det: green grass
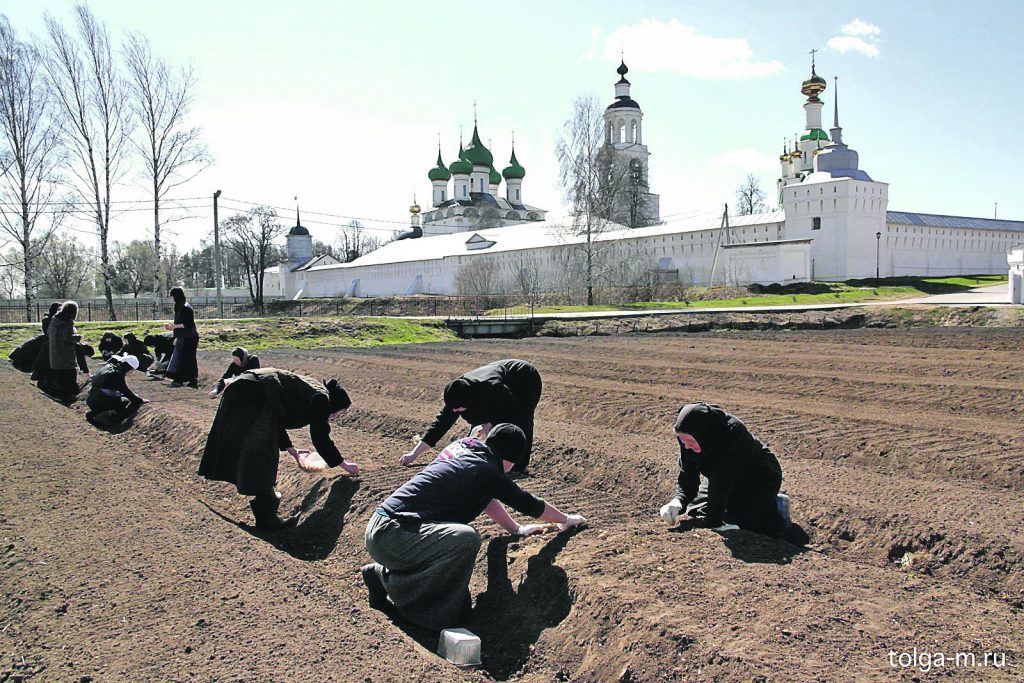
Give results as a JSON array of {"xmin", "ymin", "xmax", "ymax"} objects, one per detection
[
  {"xmin": 520, "ymin": 275, "xmax": 1008, "ymax": 315},
  {"xmin": 0, "ymin": 316, "xmax": 458, "ymax": 358}
]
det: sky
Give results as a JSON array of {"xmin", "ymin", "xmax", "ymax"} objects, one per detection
[{"xmin": 4, "ymin": 0, "xmax": 1023, "ymax": 251}]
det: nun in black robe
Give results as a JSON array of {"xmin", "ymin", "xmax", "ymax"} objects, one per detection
[{"xmin": 198, "ymin": 368, "xmax": 358, "ymax": 530}]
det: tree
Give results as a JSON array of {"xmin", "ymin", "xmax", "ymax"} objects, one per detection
[
  {"xmin": 222, "ymin": 206, "xmax": 286, "ymax": 307},
  {"xmin": 37, "ymin": 230, "xmax": 95, "ymax": 299},
  {"xmin": 555, "ymin": 94, "xmax": 625, "ymax": 305},
  {"xmin": 111, "ymin": 239, "xmax": 155, "ymax": 297},
  {"xmin": 454, "ymin": 257, "xmax": 500, "ymax": 296},
  {"xmin": 0, "ymin": 18, "xmax": 68, "ymax": 321},
  {"xmin": 124, "ymin": 32, "xmax": 210, "ymax": 299},
  {"xmin": 0, "ymin": 248, "xmax": 21, "ymax": 299},
  {"xmin": 736, "ymin": 173, "xmax": 767, "ymax": 215},
  {"xmin": 336, "ymin": 219, "xmax": 382, "ymax": 262},
  {"xmin": 43, "ymin": 4, "xmax": 133, "ymax": 320},
  {"xmin": 508, "ymin": 251, "xmax": 542, "ymax": 301}
]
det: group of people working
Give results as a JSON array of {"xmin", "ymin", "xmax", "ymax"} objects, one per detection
[{"xmin": 192, "ymin": 355, "xmax": 807, "ymax": 634}]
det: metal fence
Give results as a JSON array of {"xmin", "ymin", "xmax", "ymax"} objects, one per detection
[{"xmin": 0, "ymin": 295, "xmax": 538, "ymax": 324}]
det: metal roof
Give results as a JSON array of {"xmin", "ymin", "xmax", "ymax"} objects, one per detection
[{"xmin": 887, "ymin": 211, "xmax": 1024, "ymax": 233}]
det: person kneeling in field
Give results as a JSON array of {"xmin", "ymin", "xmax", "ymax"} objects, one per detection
[
  {"xmin": 86, "ymin": 355, "xmax": 148, "ymax": 426},
  {"xmin": 364, "ymin": 424, "xmax": 587, "ymax": 631},
  {"xmin": 208, "ymin": 347, "xmax": 260, "ymax": 398},
  {"xmin": 660, "ymin": 402, "xmax": 809, "ymax": 545},
  {"xmin": 121, "ymin": 333, "xmax": 154, "ymax": 373},
  {"xmin": 144, "ymin": 333, "xmax": 175, "ymax": 375},
  {"xmin": 400, "ymin": 358, "xmax": 542, "ymax": 473},
  {"xmin": 198, "ymin": 368, "xmax": 359, "ymax": 531}
]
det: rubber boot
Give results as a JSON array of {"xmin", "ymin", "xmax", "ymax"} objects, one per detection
[{"xmin": 250, "ymin": 495, "xmax": 298, "ymax": 531}]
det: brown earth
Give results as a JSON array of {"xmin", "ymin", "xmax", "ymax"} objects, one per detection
[{"xmin": 2, "ymin": 327, "xmax": 1022, "ymax": 682}]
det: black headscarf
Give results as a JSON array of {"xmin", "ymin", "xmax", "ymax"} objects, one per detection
[
  {"xmin": 169, "ymin": 286, "xmax": 186, "ymax": 308},
  {"xmin": 324, "ymin": 378, "xmax": 351, "ymax": 413},
  {"xmin": 674, "ymin": 402, "xmax": 731, "ymax": 457},
  {"xmin": 231, "ymin": 346, "xmax": 249, "ymax": 364},
  {"xmin": 443, "ymin": 377, "xmax": 474, "ymax": 409},
  {"xmin": 485, "ymin": 423, "xmax": 527, "ymax": 468}
]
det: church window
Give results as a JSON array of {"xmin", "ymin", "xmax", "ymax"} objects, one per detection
[
  {"xmin": 515, "ymin": 188, "xmax": 520, "ymax": 201},
  {"xmin": 442, "ymin": 190, "xmax": 446, "ymax": 202},
  {"xmin": 812, "ymin": 217, "xmax": 821, "ymax": 230}
]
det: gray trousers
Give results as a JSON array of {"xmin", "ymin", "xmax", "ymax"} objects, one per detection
[{"xmin": 364, "ymin": 511, "xmax": 481, "ymax": 631}]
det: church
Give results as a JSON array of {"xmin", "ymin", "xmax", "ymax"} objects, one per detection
[{"xmin": 264, "ymin": 59, "xmax": 1023, "ymax": 300}]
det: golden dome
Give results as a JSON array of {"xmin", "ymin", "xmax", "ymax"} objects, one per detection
[{"xmin": 409, "ymin": 203, "xmax": 421, "ymax": 214}]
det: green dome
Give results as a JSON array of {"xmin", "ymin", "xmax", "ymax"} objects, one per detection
[
  {"xmin": 800, "ymin": 128, "xmax": 830, "ymax": 142},
  {"xmin": 488, "ymin": 165, "xmax": 501, "ymax": 185},
  {"xmin": 449, "ymin": 158, "xmax": 472, "ymax": 175},
  {"xmin": 502, "ymin": 148, "xmax": 525, "ymax": 180},
  {"xmin": 462, "ymin": 124, "xmax": 493, "ymax": 166},
  {"xmin": 428, "ymin": 150, "xmax": 451, "ymax": 181}
]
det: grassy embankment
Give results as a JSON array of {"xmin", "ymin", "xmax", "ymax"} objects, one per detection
[
  {"xmin": 521, "ymin": 275, "xmax": 1008, "ymax": 315},
  {"xmin": 0, "ymin": 317, "xmax": 458, "ymax": 358}
]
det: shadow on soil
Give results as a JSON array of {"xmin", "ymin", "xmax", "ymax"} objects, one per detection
[
  {"xmin": 468, "ymin": 529, "xmax": 582, "ymax": 680},
  {"xmin": 670, "ymin": 520, "xmax": 809, "ymax": 565},
  {"xmin": 266, "ymin": 476, "xmax": 361, "ymax": 561}
]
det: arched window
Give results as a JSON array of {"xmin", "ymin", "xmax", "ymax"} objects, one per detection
[
  {"xmin": 629, "ymin": 120, "xmax": 637, "ymax": 144},
  {"xmin": 618, "ymin": 121, "xmax": 626, "ymax": 143}
]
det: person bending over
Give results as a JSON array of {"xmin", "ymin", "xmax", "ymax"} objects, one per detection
[
  {"xmin": 121, "ymin": 332, "xmax": 154, "ymax": 372},
  {"xmin": 98, "ymin": 331, "xmax": 124, "ymax": 360},
  {"xmin": 364, "ymin": 424, "xmax": 586, "ymax": 631},
  {"xmin": 144, "ymin": 332, "xmax": 175, "ymax": 375},
  {"xmin": 659, "ymin": 402, "xmax": 808, "ymax": 545},
  {"xmin": 401, "ymin": 359, "xmax": 542, "ymax": 473},
  {"xmin": 198, "ymin": 368, "xmax": 359, "ymax": 531},
  {"xmin": 86, "ymin": 355, "xmax": 148, "ymax": 426},
  {"xmin": 209, "ymin": 347, "xmax": 260, "ymax": 398}
]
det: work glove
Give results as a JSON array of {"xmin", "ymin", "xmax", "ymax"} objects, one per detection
[
  {"xmin": 559, "ymin": 514, "xmax": 587, "ymax": 531},
  {"xmin": 659, "ymin": 499, "xmax": 683, "ymax": 525}
]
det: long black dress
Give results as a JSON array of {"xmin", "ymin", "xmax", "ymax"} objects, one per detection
[
  {"xmin": 421, "ymin": 358, "xmax": 542, "ymax": 471},
  {"xmin": 199, "ymin": 369, "xmax": 347, "ymax": 497},
  {"xmin": 166, "ymin": 302, "xmax": 199, "ymax": 383},
  {"xmin": 673, "ymin": 402, "xmax": 786, "ymax": 535}
]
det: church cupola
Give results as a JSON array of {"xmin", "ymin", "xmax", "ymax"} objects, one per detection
[
  {"xmin": 463, "ymin": 122, "xmax": 493, "ymax": 194},
  {"xmin": 428, "ymin": 145, "xmax": 451, "ymax": 207},
  {"xmin": 286, "ymin": 202, "xmax": 313, "ymax": 268},
  {"xmin": 449, "ymin": 141, "xmax": 472, "ymax": 200},
  {"xmin": 503, "ymin": 144, "xmax": 526, "ymax": 204},
  {"xmin": 797, "ymin": 52, "xmax": 830, "ymax": 170}
]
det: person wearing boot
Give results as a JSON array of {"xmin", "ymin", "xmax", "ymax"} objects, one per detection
[
  {"xmin": 400, "ymin": 359, "xmax": 543, "ymax": 473},
  {"xmin": 363, "ymin": 424, "xmax": 587, "ymax": 631},
  {"xmin": 85, "ymin": 355, "xmax": 148, "ymax": 426},
  {"xmin": 198, "ymin": 368, "xmax": 359, "ymax": 531},
  {"xmin": 43, "ymin": 301, "xmax": 82, "ymax": 402},
  {"xmin": 164, "ymin": 286, "xmax": 200, "ymax": 388},
  {"xmin": 659, "ymin": 401, "xmax": 809, "ymax": 545},
  {"xmin": 209, "ymin": 347, "xmax": 261, "ymax": 398}
]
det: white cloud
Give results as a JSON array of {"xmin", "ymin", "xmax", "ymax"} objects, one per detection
[
  {"xmin": 592, "ymin": 19, "xmax": 782, "ymax": 80},
  {"xmin": 827, "ymin": 36, "xmax": 880, "ymax": 57},
  {"xmin": 839, "ymin": 19, "xmax": 881, "ymax": 37},
  {"xmin": 827, "ymin": 18, "xmax": 881, "ymax": 57},
  {"xmin": 714, "ymin": 149, "xmax": 780, "ymax": 172}
]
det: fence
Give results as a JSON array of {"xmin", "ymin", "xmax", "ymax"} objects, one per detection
[{"xmin": 0, "ymin": 295, "xmax": 538, "ymax": 324}]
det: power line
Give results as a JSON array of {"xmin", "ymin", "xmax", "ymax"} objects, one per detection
[{"xmin": 220, "ymin": 196, "xmax": 412, "ymax": 228}]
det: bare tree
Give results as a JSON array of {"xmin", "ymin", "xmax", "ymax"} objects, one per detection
[
  {"xmin": 336, "ymin": 219, "xmax": 382, "ymax": 262},
  {"xmin": 736, "ymin": 173, "xmax": 767, "ymax": 215},
  {"xmin": 124, "ymin": 32, "xmax": 210, "ymax": 299},
  {"xmin": 555, "ymin": 94, "xmax": 624, "ymax": 305},
  {"xmin": 43, "ymin": 4, "xmax": 133, "ymax": 320},
  {"xmin": 222, "ymin": 206, "xmax": 286, "ymax": 307},
  {"xmin": 454, "ymin": 258, "xmax": 500, "ymax": 296},
  {"xmin": 37, "ymin": 230, "xmax": 95, "ymax": 298},
  {"xmin": 111, "ymin": 238, "xmax": 155, "ymax": 297},
  {"xmin": 0, "ymin": 248, "xmax": 21, "ymax": 298},
  {"xmin": 508, "ymin": 251, "xmax": 541, "ymax": 301},
  {"xmin": 0, "ymin": 18, "xmax": 68, "ymax": 321}
]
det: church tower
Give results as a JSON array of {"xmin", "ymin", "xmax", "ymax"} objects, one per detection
[{"xmin": 602, "ymin": 60, "xmax": 660, "ymax": 226}]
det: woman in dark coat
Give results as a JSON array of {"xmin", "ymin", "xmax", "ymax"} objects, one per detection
[
  {"xmin": 9, "ymin": 335, "xmax": 47, "ymax": 373},
  {"xmin": 43, "ymin": 301, "xmax": 81, "ymax": 401},
  {"xmin": 86, "ymin": 355, "xmax": 147, "ymax": 426},
  {"xmin": 198, "ymin": 368, "xmax": 359, "ymax": 530},
  {"xmin": 164, "ymin": 286, "xmax": 199, "ymax": 388},
  {"xmin": 121, "ymin": 333, "xmax": 153, "ymax": 372},
  {"xmin": 660, "ymin": 402, "xmax": 808, "ymax": 545},
  {"xmin": 98, "ymin": 331, "xmax": 124, "ymax": 360},
  {"xmin": 401, "ymin": 358, "xmax": 543, "ymax": 473},
  {"xmin": 209, "ymin": 347, "xmax": 260, "ymax": 397},
  {"xmin": 40, "ymin": 302, "xmax": 60, "ymax": 334},
  {"xmin": 30, "ymin": 303, "xmax": 61, "ymax": 381},
  {"xmin": 143, "ymin": 332, "xmax": 175, "ymax": 374}
]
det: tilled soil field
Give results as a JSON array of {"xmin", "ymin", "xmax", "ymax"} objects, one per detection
[{"xmin": 2, "ymin": 328, "xmax": 1022, "ymax": 682}]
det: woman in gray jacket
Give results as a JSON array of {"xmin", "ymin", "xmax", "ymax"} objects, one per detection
[{"xmin": 44, "ymin": 301, "xmax": 81, "ymax": 401}]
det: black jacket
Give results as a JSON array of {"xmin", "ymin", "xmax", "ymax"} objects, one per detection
[
  {"xmin": 145, "ymin": 333, "xmax": 175, "ymax": 363},
  {"xmin": 238, "ymin": 369, "xmax": 346, "ymax": 467},
  {"xmin": 123, "ymin": 337, "xmax": 150, "ymax": 358},
  {"xmin": 48, "ymin": 317, "xmax": 78, "ymax": 370},
  {"xmin": 88, "ymin": 363, "xmax": 142, "ymax": 405},
  {"xmin": 9, "ymin": 335, "xmax": 46, "ymax": 372},
  {"xmin": 381, "ymin": 437, "xmax": 545, "ymax": 524},
  {"xmin": 674, "ymin": 402, "xmax": 782, "ymax": 525},
  {"xmin": 216, "ymin": 354, "xmax": 260, "ymax": 392},
  {"xmin": 98, "ymin": 332, "xmax": 124, "ymax": 358},
  {"xmin": 173, "ymin": 303, "xmax": 198, "ymax": 339},
  {"xmin": 422, "ymin": 359, "xmax": 541, "ymax": 447}
]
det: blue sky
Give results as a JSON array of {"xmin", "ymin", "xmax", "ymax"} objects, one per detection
[{"xmin": 5, "ymin": 0, "xmax": 1022, "ymax": 250}]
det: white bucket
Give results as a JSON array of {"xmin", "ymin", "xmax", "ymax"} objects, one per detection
[{"xmin": 438, "ymin": 628, "xmax": 481, "ymax": 667}]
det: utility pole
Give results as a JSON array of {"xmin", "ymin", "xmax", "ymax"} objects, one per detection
[
  {"xmin": 213, "ymin": 190, "xmax": 223, "ymax": 318},
  {"xmin": 708, "ymin": 203, "xmax": 731, "ymax": 287},
  {"xmin": 994, "ymin": 202, "xmax": 998, "ymax": 219},
  {"xmin": 875, "ymin": 231, "xmax": 882, "ymax": 280}
]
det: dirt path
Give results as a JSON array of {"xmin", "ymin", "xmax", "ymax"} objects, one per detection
[{"xmin": 2, "ymin": 327, "xmax": 1022, "ymax": 681}]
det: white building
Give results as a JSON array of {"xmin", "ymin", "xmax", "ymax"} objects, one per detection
[
  {"xmin": 1009, "ymin": 246, "xmax": 1024, "ymax": 304},
  {"xmin": 262, "ymin": 209, "xmax": 342, "ymax": 300},
  {"xmin": 264, "ymin": 59, "xmax": 1024, "ymax": 299}
]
